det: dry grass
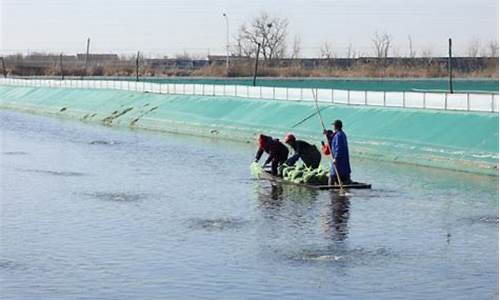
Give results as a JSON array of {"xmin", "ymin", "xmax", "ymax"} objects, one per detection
[
  {"xmin": 191, "ymin": 60, "xmax": 498, "ymax": 78},
  {"xmin": 7, "ymin": 59, "xmax": 498, "ymax": 78}
]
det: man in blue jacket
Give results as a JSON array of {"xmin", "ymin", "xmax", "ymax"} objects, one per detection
[{"xmin": 324, "ymin": 119, "xmax": 351, "ymax": 185}]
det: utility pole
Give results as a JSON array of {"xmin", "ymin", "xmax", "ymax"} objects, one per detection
[
  {"xmin": 83, "ymin": 38, "xmax": 90, "ymax": 79},
  {"xmin": 448, "ymin": 38, "xmax": 453, "ymax": 94},
  {"xmin": 136, "ymin": 51, "xmax": 140, "ymax": 82},
  {"xmin": 60, "ymin": 53, "xmax": 64, "ymax": 80},
  {"xmin": 0, "ymin": 57, "xmax": 6, "ymax": 78},
  {"xmin": 223, "ymin": 13, "xmax": 229, "ymax": 71},
  {"xmin": 252, "ymin": 23, "xmax": 271, "ymax": 87},
  {"xmin": 252, "ymin": 43, "xmax": 261, "ymax": 86}
]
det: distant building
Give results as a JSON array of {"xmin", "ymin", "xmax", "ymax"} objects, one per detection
[
  {"xmin": 76, "ymin": 54, "xmax": 119, "ymax": 62},
  {"xmin": 208, "ymin": 55, "xmax": 251, "ymax": 66},
  {"xmin": 144, "ymin": 58, "xmax": 209, "ymax": 70},
  {"xmin": 23, "ymin": 54, "xmax": 77, "ymax": 64}
]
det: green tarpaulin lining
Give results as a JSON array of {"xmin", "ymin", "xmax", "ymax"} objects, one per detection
[{"xmin": 0, "ymin": 86, "xmax": 497, "ymax": 175}]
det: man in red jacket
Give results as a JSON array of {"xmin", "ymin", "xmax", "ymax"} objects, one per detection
[{"xmin": 255, "ymin": 134, "xmax": 289, "ymax": 175}]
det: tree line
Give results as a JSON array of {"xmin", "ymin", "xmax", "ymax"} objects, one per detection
[{"xmin": 232, "ymin": 12, "xmax": 499, "ymax": 59}]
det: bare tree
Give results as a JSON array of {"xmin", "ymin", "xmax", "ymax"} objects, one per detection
[
  {"xmin": 234, "ymin": 29, "xmax": 252, "ymax": 56},
  {"xmin": 320, "ymin": 42, "xmax": 334, "ymax": 59},
  {"xmin": 421, "ymin": 47, "xmax": 434, "ymax": 58},
  {"xmin": 392, "ymin": 46, "xmax": 401, "ymax": 57},
  {"xmin": 346, "ymin": 42, "xmax": 353, "ymax": 59},
  {"xmin": 174, "ymin": 51, "xmax": 191, "ymax": 60},
  {"xmin": 372, "ymin": 31, "xmax": 392, "ymax": 58},
  {"xmin": 487, "ymin": 40, "xmax": 499, "ymax": 57},
  {"xmin": 236, "ymin": 12, "xmax": 289, "ymax": 60},
  {"xmin": 290, "ymin": 34, "xmax": 302, "ymax": 59},
  {"xmin": 408, "ymin": 35, "xmax": 416, "ymax": 58},
  {"xmin": 233, "ymin": 37, "xmax": 243, "ymax": 57},
  {"xmin": 466, "ymin": 39, "xmax": 480, "ymax": 57},
  {"xmin": 356, "ymin": 50, "xmax": 367, "ymax": 58}
]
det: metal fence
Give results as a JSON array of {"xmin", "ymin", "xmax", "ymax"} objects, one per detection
[{"xmin": 0, "ymin": 77, "xmax": 497, "ymax": 113}]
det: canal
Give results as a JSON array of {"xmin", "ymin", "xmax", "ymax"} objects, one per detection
[{"xmin": 1, "ymin": 110, "xmax": 498, "ymax": 299}]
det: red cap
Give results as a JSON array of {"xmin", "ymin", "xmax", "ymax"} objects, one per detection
[{"xmin": 284, "ymin": 133, "xmax": 296, "ymax": 144}]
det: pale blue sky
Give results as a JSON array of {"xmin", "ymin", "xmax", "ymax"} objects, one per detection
[{"xmin": 1, "ymin": 0, "xmax": 498, "ymax": 57}]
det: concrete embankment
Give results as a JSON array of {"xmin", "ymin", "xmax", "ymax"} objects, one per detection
[{"xmin": 0, "ymin": 86, "xmax": 498, "ymax": 175}]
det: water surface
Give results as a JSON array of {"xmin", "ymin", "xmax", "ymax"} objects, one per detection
[{"xmin": 1, "ymin": 110, "xmax": 498, "ymax": 299}]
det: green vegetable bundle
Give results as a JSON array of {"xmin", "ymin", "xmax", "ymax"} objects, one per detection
[{"xmin": 279, "ymin": 164, "xmax": 330, "ymax": 185}]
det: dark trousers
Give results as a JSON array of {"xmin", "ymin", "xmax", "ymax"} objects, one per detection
[
  {"xmin": 329, "ymin": 174, "xmax": 352, "ymax": 185},
  {"xmin": 272, "ymin": 155, "xmax": 288, "ymax": 175},
  {"xmin": 308, "ymin": 149, "xmax": 321, "ymax": 169},
  {"xmin": 300, "ymin": 146, "xmax": 321, "ymax": 169}
]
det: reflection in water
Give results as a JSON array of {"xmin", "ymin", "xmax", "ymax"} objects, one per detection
[
  {"xmin": 255, "ymin": 182, "xmax": 320, "ymax": 210},
  {"xmin": 288, "ymin": 246, "xmax": 394, "ymax": 265},
  {"xmin": 186, "ymin": 217, "xmax": 249, "ymax": 231},
  {"xmin": 257, "ymin": 184, "xmax": 284, "ymax": 209},
  {"xmin": 322, "ymin": 192, "xmax": 351, "ymax": 241},
  {"xmin": 82, "ymin": 192, "xmax": 148, "ymax": 202},
  {"xmin": 270, "ymin": 184, "xmax": 283, "ymax": 201}
]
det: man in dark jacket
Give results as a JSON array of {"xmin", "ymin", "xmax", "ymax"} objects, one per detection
[
  {"xmin": 324, "ymin": 120, "xmax": 351, "ymax": 185},
  {"xmin": 255, "ymin": 134, "xmax": 289, "ymax": 175},
  {"xmin": 283, "ymin": 133, "xmax": 321, "ymax": 169}
]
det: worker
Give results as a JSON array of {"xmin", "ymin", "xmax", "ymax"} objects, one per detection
[
  {"xmin": 283, "ymin": 133, "xmax": 321, "ymax": 169},
  {"xmin": 323, "ymin": 120, "xmax": 351, "ymax": 185},
  {"xmin": 255, "ymin": 134, "xmax": 289, "ymax": 175}
]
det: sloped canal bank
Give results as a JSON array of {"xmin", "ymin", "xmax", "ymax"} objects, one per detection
[{"xmin": 0, "ymin": 86, "xmax": 497, "ymax": 175}]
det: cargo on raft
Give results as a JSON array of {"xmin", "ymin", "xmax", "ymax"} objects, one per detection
[{"xmin": 251, "ymin": 163, "xmax": 371, "ymax": 190}]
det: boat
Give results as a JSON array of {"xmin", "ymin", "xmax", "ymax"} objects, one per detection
[{"xmin": 258, "ymin": 170, "xmax": 371, "ymax": 190}]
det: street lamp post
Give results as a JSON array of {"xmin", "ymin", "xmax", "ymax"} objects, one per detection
[{"xmin": 223, "ymin": 13, "xmax": 229, "ymax": 70}]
